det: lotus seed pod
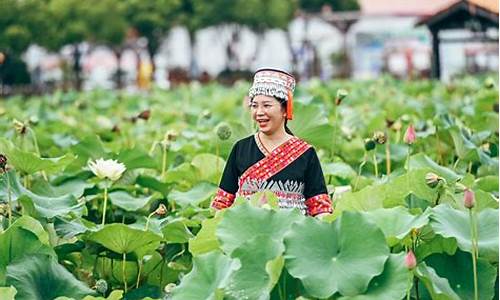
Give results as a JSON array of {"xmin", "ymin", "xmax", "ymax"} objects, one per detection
[
  {"xmin": 13, "ymin": 119, "xmax": 27, "ymax": 135},
  {"xmin": 335, "ymin": 89, "xmax": 348, "ymax": 105},
  {"xmin": 164, "ymin": 283, "xmax": 177, "ymax": 294},
  {"xmin": 372, "ymin": 131, "xmax": 387, "ymax": 144},
  {"xmin": 138, "ymin": 109, "xmax": 151, "ymax": 120},
  {"xmin": 464, "ymin": 188, "xmax": 475, "ymax": 209},
  {"xmin": 484, "ymin": 77, "xmax": 495, "ymax": 89},
  {"xmin": 405, "ymin": 250, "xmax": 417, "ymax": 269},
  {"xmin": 216, "ymin": 123, "xmax": 232, "ymax": 140},
  {"xmin": 425, "ymin": 172, "xmax": 441, "ymax": 188},
  {"xmin": 202, "ymin": 109, "xmax": 212, "ymax": 119},
  {"xmin": 0, "ymin": 154, "xmax": 7, "ymax": 171},
  {"xmin": 165, "ymin": 130, "xmax": 178, "ymax": 142},
  {"xmin": 155, "ymin": 204, "xmax": 167, "ymax": 216},
  {"xmin": 364, "ymin": 138, "xmax": 376, "ymax": 151},
  {"xmin": 95, "ymin": 279, "xmax": 108, "ymax": 294}
]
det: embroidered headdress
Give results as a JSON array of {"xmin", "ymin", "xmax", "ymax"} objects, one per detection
[{"xmin": 248, "ymin": 68, "xmax": 296, "ymax": 120}]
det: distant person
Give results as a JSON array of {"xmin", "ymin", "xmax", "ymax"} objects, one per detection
[{"xmin": 211, "ymin": 68, "xmax": 333, "ymax": 217}]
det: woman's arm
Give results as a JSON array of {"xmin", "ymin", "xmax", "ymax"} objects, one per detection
[{"xmin": 303, "ymin": 148, "xmax": 333, "ymax": 217}]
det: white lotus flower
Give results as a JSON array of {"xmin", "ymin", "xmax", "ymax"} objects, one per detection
[{"xmin": 88, "ymin": 158, "xmax": 126, "ymax": 182}]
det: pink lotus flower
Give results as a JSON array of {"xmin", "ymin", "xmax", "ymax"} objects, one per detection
[
  {"xmin": 403, "ymin": 124, "xmax": 416, "ymax": 144},
  {"xmin": 405, "ymin": 250, "xmax": 417, "ymax": 269},
  {"xmin": 464, "ymin": 188, "xmax": 475, "ymax": 209}
]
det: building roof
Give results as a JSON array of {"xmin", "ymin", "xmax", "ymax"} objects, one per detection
[
  {"xmin": 416, "ymin": 0, "xmax": 499, "ymax": 28},
  {"xmin": 360, "ymin": 0, "xmax": 498, "ymax": 17}
]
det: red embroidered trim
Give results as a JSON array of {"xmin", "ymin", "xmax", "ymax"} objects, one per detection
[
  {"xmin": 211, "ymin": 188, "xmax": 236, "ymax": 210},
  {"xmin": 239, "ymin": 137, "xmax": 311, "ymax": 188},
  {"xmin": 305, "ymin": 194, "xmax": 333, "ymax": 216}
]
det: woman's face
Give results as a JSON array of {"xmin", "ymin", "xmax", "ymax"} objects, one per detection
[{"xmin": 250, "ymin": 95, "xmax": 286, "ymax": 135}]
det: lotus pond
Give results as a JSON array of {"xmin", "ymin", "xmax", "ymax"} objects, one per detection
[{"xmin": 0, "ymin": 76, "xmax": 498, "ymax": 300}]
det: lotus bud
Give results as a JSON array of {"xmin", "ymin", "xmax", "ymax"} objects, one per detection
[
  {"xmin": 425, "ymin": 172, "xmax": 442, "ymax": 188},
  {"xmin": 364, "ymin": 138, "xmax": 376, "ymax": 151},
  {"xmin": 405, "ymin": 250, "xmax": 417, "ymax": 269},
  {"xmin": 0, "ymin": 154, "xmax": 7, "ymax": 171},
  {"xmin": 372, "ymin": 131, "xmax": 387, "ymax": 144},
  {"xmin": 164, "ymin": 283, "xmax": 177, "ymax": 294},
  {"xmin": 484, "ymin": 77, "xmax": 495, "ymax": 89},
  {"xmin": 464, "ymin": 188, "xmax": 475, "ymax": 209},
  {"xmin": 95, "ymin": 279, "xmax": 108, "ymax": 294},
  {"xmin": 155, "ymin": 203, "xmax": 167, "ymax": 216},
  {"xmin": 403, "ymin": 124, "xmax": 416, "ymax": 144},
  {"xmin": 13, "ymin": 119, "xmax": 27, "ymax": 135},
  {"xmin": 335, "ymin": 89, "xmax": 348, "ymax": 105},
  {"xmin": 216, "ymin": 123, "xmax": 232, "ymax": 141},
  {"xmin": 138, "ymin": 109, "xmax": 151, "ymax": 120},
  {"xmin": 202, "ymin": 109, "xmax": 212, "ymax": 119}
]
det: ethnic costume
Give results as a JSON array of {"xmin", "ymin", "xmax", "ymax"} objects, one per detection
[{"xmin": 211, "ymin": 68, "xmax": 333, "ymax": 216}]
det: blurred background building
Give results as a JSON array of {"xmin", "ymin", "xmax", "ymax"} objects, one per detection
[{"xmin": 1, "ymin": 0, "xmax": 498, "ymax": 93}]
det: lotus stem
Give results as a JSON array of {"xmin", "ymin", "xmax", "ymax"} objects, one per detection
[
  {"xmin": 385, "ymin": 140, "xmax": 391, "ymax": 175},
  {"xmin": 161, "ymin": 143, "xmax": 168, "ymax": 180},
  {"xmin": 6, "ymin": 172, "xmax": 12, "ymax": 227},
  {"xmin": 469, "ymin": 209, "xmax": 479, "ymax": 300},
  {"xmin": 122, "ymin": 252, "xmax": 128, "ymax": 291},
  {"xmin": 331, "ymin": 108, "xmax": 339, "ymax": 158},
  {"xmin": 145, "ymin": 211, "xmax": 155, "ymax": 232},
  {"xmin": 354, "ymin": 152, "xmax": 367, "ymax": 191},
  {"xmin": 28, "ymin": 128, "xmax": 47, "ymax": 181},
  {"xmin": 372, "ymin": 152, "xmax": 378, "ymax": 178},
  {"xmin": 136, "ymin": 259, "xmax": 143, "ymax": 288},
  {"xmin": 101, "ymin": 186, "xmax": 108, "ymax": 226},
  {"xmin": 406, "ymin": 272, "xmax": 413, "ymax": 300}
]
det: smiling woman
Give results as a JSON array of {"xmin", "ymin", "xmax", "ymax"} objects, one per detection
[{"xmin": 211, "ymin": 68, "xmax": 333, "ymax": 217}]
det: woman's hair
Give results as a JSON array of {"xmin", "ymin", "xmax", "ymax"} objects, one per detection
[{"xmin": 276, "ymin": 97, "xmax": 294, "ymax": 136}]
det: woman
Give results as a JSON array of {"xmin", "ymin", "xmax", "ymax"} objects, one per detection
[{"xmin": 211, "ymin": 68, "xmax": 332, "ymax": 217}]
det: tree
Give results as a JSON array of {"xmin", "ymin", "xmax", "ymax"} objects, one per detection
[
  {"xmin": 125, "ymin": 0, "xmax": 181, "ymax": 74},
  {"xmin": 0, "ymin": 0, "xmax": 51, "ymax": 86}
]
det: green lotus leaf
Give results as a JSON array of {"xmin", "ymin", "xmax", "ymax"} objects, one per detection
[
  {"xmin": 136, "ymin": 175, "xmax": 170, "ymax": 196},
  {"xmin": 409, "ymin": 154, "xmax": 460, "ymax": 183},
  {"xmin": 9, "ymin": 215, "xmax": 50, "ymax": 245},
  {"xmin": 284, "ymin": 211, "xmax": 390, "ymax": 298},
  {"xmin": 108, "ymin": 190, "xmax": 154, "ymax": 212},
  {"xmin": 430, "ymin": 204, "xmax": 498, "ymax": 261},
  {"xmin": 56, "ymin": 290, "xmax": 124, "ymax": 300},
  {"xmin": 0, "ymin": 137, "xmax": 75, "ymax": 175},
  {"xmin": 0, "ymin": 286, "xmax": 16, "ymax": 300},
  {"xmin": 189, "ymin": 212, "xmax": 223, "ymax": 256},
  {"xmin": 54, "ymin": 216, "xmax": 97, "ymax": 239},
  {"xmin": 424, "ymin": 250, "xmax": 497, "ymax": 300},
  {"xmin": 191, "ymin": 153, "xmax": 225, "ymax": 185},
  {"xmin": 115, "ymin": 147, "xmax": 158, "ymax": 170},
  {"xmin": 338, "ymin": 253, "xmax": 408, "ymax": 300},
  {"xmin": 0, "ymin": 223, "xmax": 55, "ymax": 284},
  {"xmin": 322, "ymin": 162, "xmax": 357, "ymax": 180},
  {"xmin": 224, "ymin": 235, "xmax": 285, "ymax": 300},
  {"xmin": 86, "ymin": 223, "xmax": 162, "ymax": 254},
  {"xmin": 288, "ymin": 102, "xmax": 334, "ymax": 150},
  {"xmin": 164, "ymin": 162, "xmax": 200, "ymax": 187},
  {"xmin": 171, "ymin": 251, "xmax": 238, "ymax": 300},
  {"xmin": 162, "ymin": 219, "xmax": 194, "ymax": 243},
  {"xmin": 415, "ymin": 234, "xmax": 457, "ymax": 260},
  {"xmin": 70, "ymin": 134, "xmax": 108, "ymax": 162},
  {"xmin": 362, "ymin": 207, "xmax": 431, "ymax": 246},
  {"xmin": 415, "ymin": 262, "xmax": 460, "ymax": 300},
  {"xmin": 31, "ymin": 178, "xmax": 92, "ymax": 198},
  {"xmin": 168, "ymin": 182, "xmax": 217, "ymax": 207},
  {"xmin": 473, "ymin": 176, "xmax": 499, "ymax": 193},
  {"xmin": 216, "ymin": 201, "xmax": 302, "ymax": 255},
  {"xmin": 0, "ymin": 170, "xmax": 84, "ymax": 218},
  {"xmin": 6, "ymin": 254, "xmax": 95, "ymax": 300}
]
